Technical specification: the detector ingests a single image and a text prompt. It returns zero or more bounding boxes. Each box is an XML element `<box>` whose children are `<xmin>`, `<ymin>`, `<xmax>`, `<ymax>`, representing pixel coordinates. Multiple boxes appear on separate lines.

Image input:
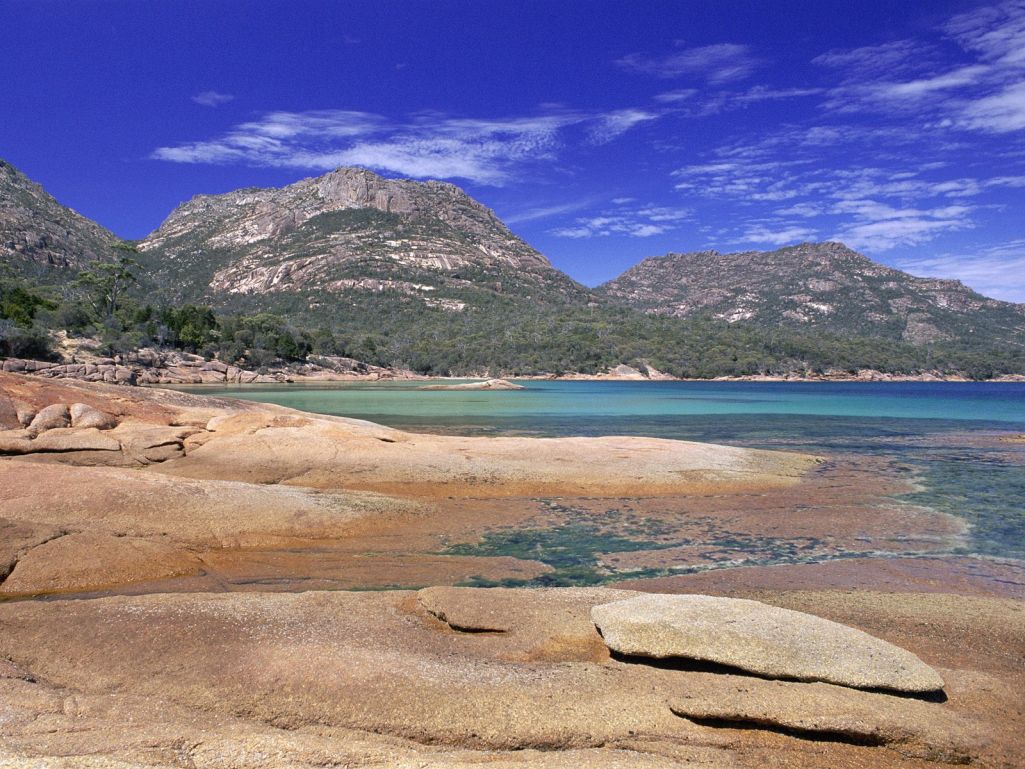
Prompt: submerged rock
<box><xmin>591</xmin><ymin>593</ymin><xmax>944</xmax><ymax>693</ymax></box>
<box><xmin>419</xmin><ymin>378</ymin><xmax>525</xmax><ymax>391</ymax></box>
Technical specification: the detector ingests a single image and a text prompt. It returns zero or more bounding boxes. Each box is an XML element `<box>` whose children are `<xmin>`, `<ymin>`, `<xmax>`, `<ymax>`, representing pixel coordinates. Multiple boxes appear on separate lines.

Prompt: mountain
<box><xmin>4</xmin><ymin>157</ymin><xmax>1025</xmax><ymax>377</ymax></box>
<box><xmin>137</xmin><ymin>167</ymin><xmax>590</xmax><ymax>315</ymax></box>
<box><xmin>0</xmin><ymin>159</ymin><xmax>119</xmax><ymax>278</ymax></box>
<box><xmin>598</xmin><ymin>241</ymin><xmax>1025</xmax><ymax>345</ymax></box>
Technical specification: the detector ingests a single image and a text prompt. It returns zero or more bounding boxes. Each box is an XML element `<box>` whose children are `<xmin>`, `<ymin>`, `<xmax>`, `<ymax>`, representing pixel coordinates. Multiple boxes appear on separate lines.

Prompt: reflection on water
<box><xmin>175</xmin><ymin>381</ymin><xmax>1025</xmax><ymax>566</ymax></box>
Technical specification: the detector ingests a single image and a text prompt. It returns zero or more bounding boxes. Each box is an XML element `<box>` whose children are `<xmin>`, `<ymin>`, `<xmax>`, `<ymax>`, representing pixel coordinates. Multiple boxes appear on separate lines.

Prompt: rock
<box><xmin>608</xmin><ymin>364</ymin><xmax>647</xmax><ymax>380</ymax></box>
<box><xmin>113</xmin><ymin>366</ymin><xmax>136</xmax><ymax>385</ymax></box>
<box><xmin>113</xmin><ymin>424</ymin><xmax>192</xmax><ymax>464</ymax></box>
<box><xmin>0</xmin><ymin>394</ymin><xmax>21</xmax><ymax>430</ymax></box>
<box><xmin>15</xmin><ymin>401</ymin><xmax>36</xmax><ymax>427</ymax></box>
<box><xmin>70</xmin><ymin>403</ymin><xmax>119</xmax><ymax>430</ymax></box>
<box><xmin>591</xmin><ymin>594</ymin><xmax>944</xmax><ymax>693</ymax></box>
<box><xmin>668</xmin><ymin>678</ymin><xmax>988</xmax><ymax>763</ymax></box>
<box><xmin>27</xmin><ymin>403</ymin><xmax>70</xmax><ymax>435</ymax></box>
<box><xmin>0</xmin><ymin>531</ymin><xmax>201</xmax><ymax>595</ymax></box>
<box><xmin>31</xmin><ymin>427</ymin><xmax>122</xmax><ymax>453</ymax></box>
<box><xmin>0</xmin><ymin>429</ymin><xmax>34</xmax><ymax>454</ymax></box>
<box><xmin>198</xmin><ymin>369</ymin><xmax>227</xmax><ymax>383</ymax></box>
<box><xmin>419</xmin><ymin>378</ymin><xmax>525</xmax><ymax>391</ymax></box>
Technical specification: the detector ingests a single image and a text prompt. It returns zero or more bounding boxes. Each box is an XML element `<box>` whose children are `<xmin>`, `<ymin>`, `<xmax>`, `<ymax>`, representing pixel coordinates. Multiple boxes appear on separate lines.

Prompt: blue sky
<box><xmin>3</xmin><ymin>1</ymin><xmax>1025</xmax><ymax>300</ymax></box>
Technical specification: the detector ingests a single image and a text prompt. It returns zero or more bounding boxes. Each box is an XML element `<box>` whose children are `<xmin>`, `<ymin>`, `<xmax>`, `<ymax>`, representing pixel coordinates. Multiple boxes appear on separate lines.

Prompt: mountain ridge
<box><xmin>0</xmin><ymin>159</ymin><xmax>120</xmax><ymax>277</ymax></box>
<box><xmin>597</xmin><ymin>241</ymin><xmax>1025</xmax><ymax>345</ymax></box>
<box><xmin>137</xmin><ymin>166</ymin><xmax>591</xmax><ymax>312</ymax></box>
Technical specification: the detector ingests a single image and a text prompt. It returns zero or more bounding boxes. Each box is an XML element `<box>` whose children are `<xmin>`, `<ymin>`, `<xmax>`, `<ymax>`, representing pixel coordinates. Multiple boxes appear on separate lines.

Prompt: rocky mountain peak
<box><xmin>137</xmin><ymin>166</ymin><xmax>584</xmax><ymax>309</ymax></box>
<box><xmin>1</xmin><ymin>159</ymin><xmax>118</xmax><ymax>274</ymax></box>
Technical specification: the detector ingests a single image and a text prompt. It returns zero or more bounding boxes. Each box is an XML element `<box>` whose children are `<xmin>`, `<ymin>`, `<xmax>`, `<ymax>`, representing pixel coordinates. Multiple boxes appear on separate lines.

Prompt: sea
<box><xmin>177</xmin><ymin>381</ymin><xmax>1025</xmax><ymax>564</ymax></box>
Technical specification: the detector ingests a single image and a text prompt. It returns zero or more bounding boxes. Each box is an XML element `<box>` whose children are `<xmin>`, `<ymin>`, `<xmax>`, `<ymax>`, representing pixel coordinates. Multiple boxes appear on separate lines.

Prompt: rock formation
<box><xmin>590</xmin><ymin>593</ymin><xmax>944</xmax><ymax>693</ymax></box>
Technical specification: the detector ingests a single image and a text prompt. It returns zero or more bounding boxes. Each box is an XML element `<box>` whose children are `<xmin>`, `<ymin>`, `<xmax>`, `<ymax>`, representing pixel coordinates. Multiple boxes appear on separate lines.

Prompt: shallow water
<box><xmin>177</xmin><ymin>381</ymin><xmax>1025</xmax><ymax>567</ymax></box>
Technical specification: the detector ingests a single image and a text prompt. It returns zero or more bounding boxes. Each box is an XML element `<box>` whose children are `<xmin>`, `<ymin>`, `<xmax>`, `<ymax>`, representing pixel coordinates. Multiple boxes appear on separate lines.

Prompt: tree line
<box><xmin>2</xmin><ymin>253</ymin><xmax>1023</xmax><ymax>379</ymax></box>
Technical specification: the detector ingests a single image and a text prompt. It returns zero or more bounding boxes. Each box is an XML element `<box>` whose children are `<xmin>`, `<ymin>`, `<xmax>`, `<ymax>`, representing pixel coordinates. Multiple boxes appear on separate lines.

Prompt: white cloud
<box><xmin>551</xmin><ymin>204</ymin><xmax>690</xmax><ymax>239</ymax></box>
<box><xmin>191</xmin><ymin>91</ymin><xmax>235</xmax><ymax>107</ymax></box>
<box><xmin>959</xmin><ymin>81</ymin><xmax>1025</xmax><ymax>133</ymax></box>
<box><xmin>813</xmin><ymin>40</ymin><xmax>936</xmax><ymax>79</ymax></box>
<box><xmin>153</xmin><ymin>108</ymin><xmax>657</xmax><ymax>185</ymax></box>
<box><xmin>503</xmin><ymin>199</ymin><xmax>597</xmax><ymax>225</ymax></box>
<box><xmin>740</xmin><ymin>225</ymin><xmax>818</xmax><ymax>246</ymax></box>
<box><xmin>894</xmin><ymin>241</ymin><xmax>1025</xmax><ymax>302</ymax></box>
<box><xmin>816</xmin><ymin>2</ymin><xmax>1025</xmax><ymax>134</ymax></box>
<box><xmin>653</xmin><ymin>89</ymin><xmax>698</xmax><ymax>103</ymax></box>
<box><xmin>616</xmin><ymin>43</ymin><xmax>759</xmax><ymax>83</ymax></box>
<box><xmin>588</xmin><ymin>109</ymin><xmax>659</xmax><ymax>144</ymax></box>
<box><xmin>946</xmin><ymin>1</ymin><xmax>1025</xmax><ymax>67</ymax></box>
<box><xmin>831</xmin><ymin>200</ymin><xmax>973</xmax><ymax>251</ymax></box>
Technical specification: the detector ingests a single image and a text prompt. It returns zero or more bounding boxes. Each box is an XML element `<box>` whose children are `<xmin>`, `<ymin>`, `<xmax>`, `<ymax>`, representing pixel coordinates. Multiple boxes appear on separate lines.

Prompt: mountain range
<box><xmin>2</xmin><ymin>158</ymin><xmax>1023</xmax><ymax>377</ymax></box>
<box><xmin>598</xmin><ymin>242</ymin><xmax>1025</xmax><ymax>346</ymax></box>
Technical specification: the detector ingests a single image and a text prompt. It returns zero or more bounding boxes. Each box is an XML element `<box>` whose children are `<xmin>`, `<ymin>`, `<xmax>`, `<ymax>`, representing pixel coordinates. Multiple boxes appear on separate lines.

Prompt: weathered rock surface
<box><xmin>26</xmin><ymin>402</ymin><xmax>70</xmax><ymax>434</ymax></box>
<box><xmin>0</xmin><ymin>531</ymin><xmax>201</xmax><ymax>595</ymax></box>
<box><xmin>0</xmin><ymin>588</ymin><xmax>1011</xmax><ymax>768</ymax></box>
<box><xmin>591</xmin><ymin>593</ymin><xmax>944</xmax><ymax>693</ymax></box>
<box><xmin>668</xmin><ymin>678</ymin><xmax>987</xmax><ymax>763</ymax></box>
<box><xmin>70</xmin><ymin>402</ymin><xmax>118</xmax><ymax>429</ymax></box>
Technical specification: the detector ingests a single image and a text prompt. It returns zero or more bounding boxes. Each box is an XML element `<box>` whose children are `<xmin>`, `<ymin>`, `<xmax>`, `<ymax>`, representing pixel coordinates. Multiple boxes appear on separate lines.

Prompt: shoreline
<box><xmin>6</xmin><ymin>351</ymin><xmax>1025</xmax><ymax>387</ymax></box>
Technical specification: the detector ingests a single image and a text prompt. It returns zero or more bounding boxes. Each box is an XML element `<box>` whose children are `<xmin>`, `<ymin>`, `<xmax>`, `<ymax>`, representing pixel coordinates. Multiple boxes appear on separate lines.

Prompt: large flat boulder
<box><xmin>591</xmin><ymin>594</ymin><xmax>944</xmax><ymax>693</ymax></box>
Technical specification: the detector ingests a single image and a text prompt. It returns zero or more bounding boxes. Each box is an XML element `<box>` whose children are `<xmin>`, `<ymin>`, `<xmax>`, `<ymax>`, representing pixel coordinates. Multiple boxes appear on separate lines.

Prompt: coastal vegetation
<box><xmin>3</xmin><ymin>258</ymin><xmax>1023</xmax><ymax>379</ymax></box>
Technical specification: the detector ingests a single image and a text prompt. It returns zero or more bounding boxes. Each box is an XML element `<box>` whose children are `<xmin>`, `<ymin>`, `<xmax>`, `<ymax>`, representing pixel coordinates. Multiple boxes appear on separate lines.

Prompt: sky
<box><xmin>2</xmin><ymin>1</ymin><xmax>1025</xmax><ymax>301</ymax></box>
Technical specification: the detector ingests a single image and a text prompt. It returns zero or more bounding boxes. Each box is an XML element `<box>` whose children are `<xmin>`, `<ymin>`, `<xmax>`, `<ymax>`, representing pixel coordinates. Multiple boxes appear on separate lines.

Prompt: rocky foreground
<box><xmin>0</xmin><ymin>372</ymin><xmax>1022</xmax><ymax>768</ymax></box>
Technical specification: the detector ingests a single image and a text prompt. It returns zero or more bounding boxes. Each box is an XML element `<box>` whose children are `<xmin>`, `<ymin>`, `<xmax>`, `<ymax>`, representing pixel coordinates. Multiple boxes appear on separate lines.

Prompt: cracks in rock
<box><xmin>0</xmin><ymin>529</ymin><xmax>77</xmax><ymax>589</ymax></box>
<box><xmin>674</xmin><ymin>712</ymin><xmax>890</xmax><ymax>748</ymax></box>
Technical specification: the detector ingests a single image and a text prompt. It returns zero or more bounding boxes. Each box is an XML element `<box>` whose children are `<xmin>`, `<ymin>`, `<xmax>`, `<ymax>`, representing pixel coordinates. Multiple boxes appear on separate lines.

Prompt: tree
<box><xmin>72</xmin><ymin>245</ymin><xmax>140</xmax><ymax>323</ymax></box>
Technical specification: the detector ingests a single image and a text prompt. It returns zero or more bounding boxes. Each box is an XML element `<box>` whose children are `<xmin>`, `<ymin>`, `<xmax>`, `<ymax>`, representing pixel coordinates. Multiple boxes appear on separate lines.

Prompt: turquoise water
<box><xmin>178</xmin><ymin>381</ymin><xmax>1025</xmax><ymax>563</ymax></box>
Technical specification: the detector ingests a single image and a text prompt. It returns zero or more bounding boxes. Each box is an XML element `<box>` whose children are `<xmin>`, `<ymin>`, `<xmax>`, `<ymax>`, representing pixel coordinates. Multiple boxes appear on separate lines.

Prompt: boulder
<box><xmin>70</xmin><ymin>403</ymin><xmax>119</xmax><ymax>430</ymax></box>
<box><xmin>27</xmin><ymin>403</ymin><xmax>71</xmax><ymax>435</ymax></box>
<box><xmin>591</xmin><ymin>594</ymin><xmax>944</xmax><ymax>693</ymax></box>
<box><xmin>31</xmin><ymin>428</ymin><xmax>122</xmax><ymax>453</ymax></box>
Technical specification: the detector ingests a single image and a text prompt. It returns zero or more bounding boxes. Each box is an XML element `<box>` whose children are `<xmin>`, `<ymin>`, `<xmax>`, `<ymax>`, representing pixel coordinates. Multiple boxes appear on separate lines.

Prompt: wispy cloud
<box><xmin>587</xmin><ymin>109</ymin><xmax>659</xmax><ymax>144</ymax></box>
<box><xmin>740</xmin><ymin>225</ymin><xmax>818</xmax><ymax>246</ymax></box>
<box><xmin>831</xmin><ymin>201</ymin><xmax>973</xmax><ymax>251</ymax></box>
<box><xmin>503</xmin><ymin>199</ymin><xmax>597</xmax><ymax>225</ymax></box>
<box><xmin>191</xmin><ymin>90</ymin><xmax>235</xmax><ymax>107</ymax></box>
<box><xmin>894</xmin><ymin>241</ymin><xmax>1025</xmax><ymax>303</ymax></box>
<box><xmin>551</xmin><ymin>203</ymin><xmax>691</xmax><ymax>238</ymax></box>
<box><xmin>816</xmin><ymin>1</ymin><xmax>1025</xmax><ymax>134</ymax></box>
<box><xmin>616</xmin><ymin>43</ymin><xmax>759</xmax><ymax>83</ymax></box>
<box><xmin>959</xmin><ymin>81</ymin><xmax>1025</xmax><ymax>133</ymax></box>
<box><xmin>813</xmin><ymin>40</ymin><xmax>938</xmax><ymax>80</ymax></box>
<box><xmin>673</xmin><ymin>132</ymin><xmax>987</xmax><ymax>252</ymax></box>
<box><xmin>153</xmin><ymin>108</ymin><xmax>657</xmax><ymax>184</ymax></box>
